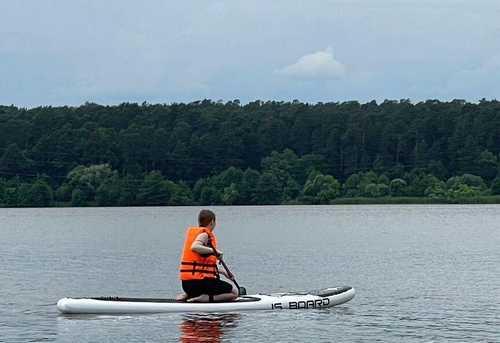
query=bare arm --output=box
[191,234,231,279]
[191,232,219,256]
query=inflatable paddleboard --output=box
[57,286,355,314]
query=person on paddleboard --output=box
[177,209,238,302]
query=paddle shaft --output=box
[218,258,240,289]
[206,239,246,295]
[219,257,246,296]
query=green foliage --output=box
[25,179,54,207]
[360,182,390,198]
[219,167,244,188]
[343,173,361,197]
[137,171,172,206]
[71,188,87,206]
[446,174,486,190]
[378,174,390,185]
[0,143,32,174]
[0,178,19,206]
[491,177,500,195]
[389,178,407,196]
[407,172,443,196]
[475,150,498,181]
[261,149,307,195]
[343,171,388,197]
[444,174,486,199]
[222,183,239,205]
[0,99,499,206]
[0,119,32,149]
[169,181,193,205]
[358,172,379,196]
[283,177,301,201]
[117,174,140,206]
[255,172,282,204]
[199,186,221,205]
[0,179,4,205]
[424,181,447,199]
[95,174,122,206]
[62,164,117,203]
[193,167,245,205]
[378,183,390,197]
[447,184,483,199]
[364,183,380,198]
[239,168,260,204]
[302,172,341,204]
[0,100,498,181]
[55,183,73,202]
[426,160,448,180]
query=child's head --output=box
[198,209,216,229]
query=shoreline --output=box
[1,196,500,208]
[330,196,500,205]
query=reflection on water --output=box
[180,313,240,343]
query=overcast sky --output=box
[1,0,500,107]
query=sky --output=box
[1,0,500,107]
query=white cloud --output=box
[276,48,346,80]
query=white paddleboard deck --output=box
[57,286,355,314]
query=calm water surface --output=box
[0,205,499,342]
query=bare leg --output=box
[213,291,238,302]
[186,294,210,302]
[187,286,238,303]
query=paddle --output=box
[218,256,247,296]
[207,239,247,296]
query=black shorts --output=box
[182,279,233,297]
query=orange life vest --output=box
[179,227,219,281]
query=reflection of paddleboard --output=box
[57,286,355,314]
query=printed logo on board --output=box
[270,298,330,309]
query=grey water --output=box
[0,205,499,342]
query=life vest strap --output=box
[180,260,218,276]
[179,269,219,275]
[181,261,217,268]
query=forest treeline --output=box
[0,99,499,207]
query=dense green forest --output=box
[1,99,499,207]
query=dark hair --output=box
[198,209,216,227]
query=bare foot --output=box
[176,293,188,302]
[186,294,210,303]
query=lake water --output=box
[0,205,499,342]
